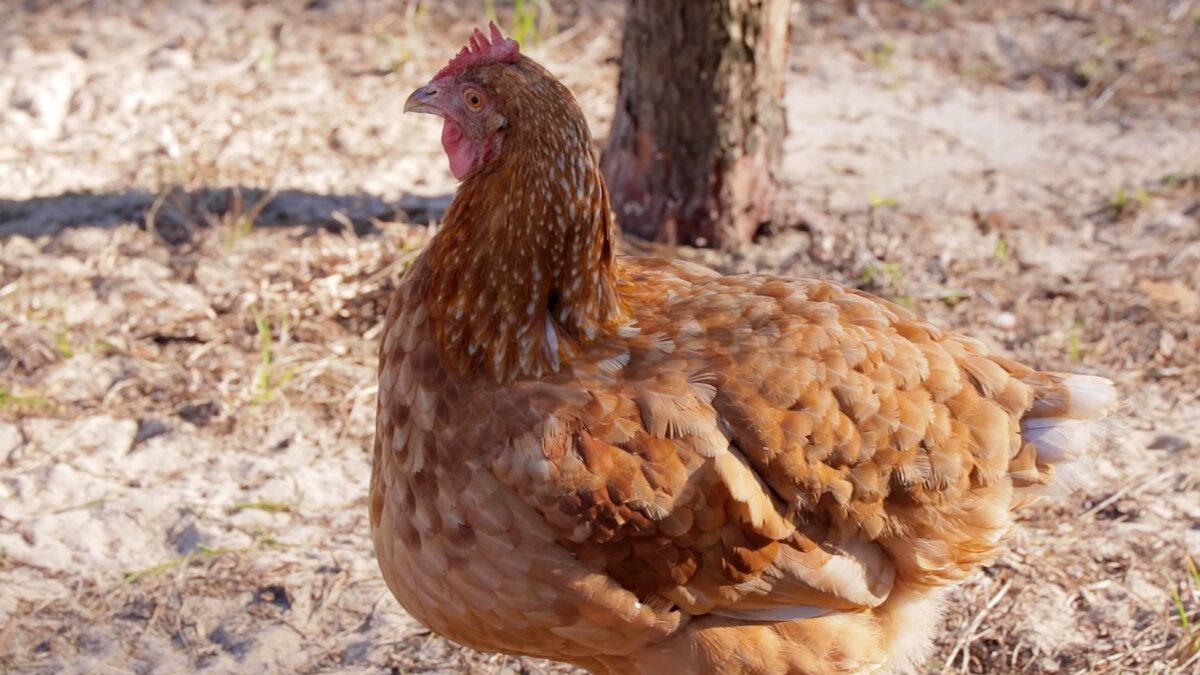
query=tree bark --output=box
[601,0,790,249]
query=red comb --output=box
[433,21,520,80]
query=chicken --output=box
[370,23,1119,674]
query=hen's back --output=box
[483,256,1119,672]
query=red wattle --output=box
[441,120,476,180]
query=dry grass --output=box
[1,1,1198,673]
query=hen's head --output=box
[405,22,586,181]
[403,23,622,383]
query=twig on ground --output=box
[1081,469,1175,519]
[946,579,1013,673]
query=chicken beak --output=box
[404,85,443,116]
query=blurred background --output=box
[1,1,1198,673]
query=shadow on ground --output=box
[0,188,451,244]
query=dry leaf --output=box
[1137,279,1199,312]
[0,617,14,656]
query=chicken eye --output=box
[465,91,483,109]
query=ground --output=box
[1,1,1198,673]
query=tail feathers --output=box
[1024,374,1119,420]
[1021,417,1109,464]
[1015,373,1120,498]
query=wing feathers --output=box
[488,263,1116,629]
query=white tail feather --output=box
[1021,418,1102,463]
[1043,456,1093,495]
[1020,374,1119,495]
[1062,375,1120,417]
[1028,374,1119,419]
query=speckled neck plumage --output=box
[420,56,626,384]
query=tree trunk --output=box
[601,0,790,249]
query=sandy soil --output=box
[1,1,1198,673]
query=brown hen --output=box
[371,24,1118,674]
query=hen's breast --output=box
[370,269,680,664]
